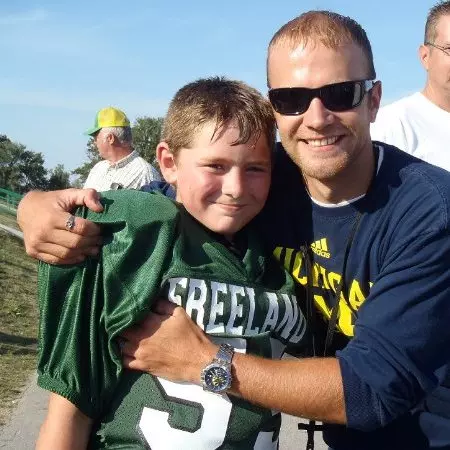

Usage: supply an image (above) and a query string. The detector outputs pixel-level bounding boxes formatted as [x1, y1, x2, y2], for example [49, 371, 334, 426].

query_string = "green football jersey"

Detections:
[37, 190, 306, 449]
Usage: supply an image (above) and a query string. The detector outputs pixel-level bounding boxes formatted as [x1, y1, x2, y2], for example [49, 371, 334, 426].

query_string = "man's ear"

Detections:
[419, 44, 430, 71]
[157, 142, 178, 184]
[369, 81, 382, 123]
[104, 132, 116, 146]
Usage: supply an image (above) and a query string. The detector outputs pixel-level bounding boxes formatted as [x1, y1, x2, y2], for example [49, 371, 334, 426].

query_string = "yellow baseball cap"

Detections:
[84, 107, 130, 136]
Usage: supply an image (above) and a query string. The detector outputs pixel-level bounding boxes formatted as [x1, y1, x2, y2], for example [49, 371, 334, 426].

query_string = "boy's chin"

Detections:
[206, 218, 247, 238]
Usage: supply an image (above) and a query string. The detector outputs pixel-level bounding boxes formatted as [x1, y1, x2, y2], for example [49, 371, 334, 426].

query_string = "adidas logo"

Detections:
[311, 238, 331, 259]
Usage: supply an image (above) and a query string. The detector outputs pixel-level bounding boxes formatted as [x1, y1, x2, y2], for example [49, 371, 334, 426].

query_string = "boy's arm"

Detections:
[36, 393, 93, 450]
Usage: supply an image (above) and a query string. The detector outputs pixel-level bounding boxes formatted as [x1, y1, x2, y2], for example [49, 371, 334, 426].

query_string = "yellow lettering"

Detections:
[273, 247, 283, 264]
[312, 263, 320, 287]
[292, 251, 307, 285]
[313, 294, 331, 318]
[348, 279, 366, 310]
[337, 296, 354, 337]
[316, 263, 330, 290]
[328, 272, 341, 293]
[285, 248, 294, 269]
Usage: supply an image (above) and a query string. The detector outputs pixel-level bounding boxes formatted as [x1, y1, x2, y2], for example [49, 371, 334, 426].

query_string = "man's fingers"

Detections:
[122, 355, 143, 371]
[152, 299, 178, 316]
[119, 339, 138, 358]
[53, 215, 102, 240]
[61, 215, 102, 237]
[33, 251, 86, 266]
[120, 313, 164, 343]
[58, 188, 104, 213]
[81, 189, 104, 213]
[28, 229, 101, 253]
[120, 322, 148, 342]
[26, 240, 99, 264]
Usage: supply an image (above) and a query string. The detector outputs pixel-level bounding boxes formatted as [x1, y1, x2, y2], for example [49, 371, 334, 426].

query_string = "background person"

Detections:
[371, 1, 450, 170]
[84, 106, 161, 190]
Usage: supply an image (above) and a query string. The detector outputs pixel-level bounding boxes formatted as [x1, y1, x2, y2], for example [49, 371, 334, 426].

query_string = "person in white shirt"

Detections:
[371, 1, 450, 171]
[84, 106, 161, 191]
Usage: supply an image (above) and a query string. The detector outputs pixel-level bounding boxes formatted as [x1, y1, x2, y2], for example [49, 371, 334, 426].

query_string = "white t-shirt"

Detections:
[370, 92, 450, 171]
[84, 150, 161, 191]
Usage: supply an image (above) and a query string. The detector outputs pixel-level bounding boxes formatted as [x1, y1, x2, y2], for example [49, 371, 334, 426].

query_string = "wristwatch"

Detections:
[200, 343, 234, 393]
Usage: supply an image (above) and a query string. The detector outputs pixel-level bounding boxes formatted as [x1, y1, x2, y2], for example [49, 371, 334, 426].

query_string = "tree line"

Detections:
[0, 117, 163, 194]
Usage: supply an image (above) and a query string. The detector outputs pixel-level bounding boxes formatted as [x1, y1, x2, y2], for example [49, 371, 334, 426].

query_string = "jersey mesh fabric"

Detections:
[37, 190, 307, 449]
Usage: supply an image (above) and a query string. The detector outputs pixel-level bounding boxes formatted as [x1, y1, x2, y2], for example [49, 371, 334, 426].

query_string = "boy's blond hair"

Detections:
[161, 77, 276, 155]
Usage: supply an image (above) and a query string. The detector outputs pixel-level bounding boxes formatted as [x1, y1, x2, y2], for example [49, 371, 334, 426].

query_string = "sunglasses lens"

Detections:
[322, 81, 362, 111]
[269, 81, 367, 115]
[269, 88, 310, 115]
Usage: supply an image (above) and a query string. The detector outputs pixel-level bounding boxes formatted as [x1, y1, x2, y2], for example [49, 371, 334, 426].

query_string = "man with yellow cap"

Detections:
[84, 106, 161, 191]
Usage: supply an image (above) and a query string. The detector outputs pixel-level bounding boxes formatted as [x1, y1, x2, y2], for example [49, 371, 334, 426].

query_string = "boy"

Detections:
[36, 77, 307, 449]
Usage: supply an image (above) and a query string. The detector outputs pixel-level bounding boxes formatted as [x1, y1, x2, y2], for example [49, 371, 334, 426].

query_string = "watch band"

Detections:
[215, 343, 234, 364]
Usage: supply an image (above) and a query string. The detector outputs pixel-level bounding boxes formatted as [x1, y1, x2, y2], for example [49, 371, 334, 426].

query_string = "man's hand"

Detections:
[17, 188, 104, 265]
[120, 301, 347, 423]
[121, 300, 217, 384]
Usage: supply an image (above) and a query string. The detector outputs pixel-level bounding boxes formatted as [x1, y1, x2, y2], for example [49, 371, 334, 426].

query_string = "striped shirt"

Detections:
[84, 150, 161, 191]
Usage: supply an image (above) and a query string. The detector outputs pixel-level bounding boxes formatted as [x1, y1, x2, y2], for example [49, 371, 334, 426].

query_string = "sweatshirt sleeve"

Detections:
[37, 191, 178, 418]
[337, 227, 450, 431]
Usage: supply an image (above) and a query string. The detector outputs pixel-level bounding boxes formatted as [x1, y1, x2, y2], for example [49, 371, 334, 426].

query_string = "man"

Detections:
[17, 11, 450, 450]
[371, 1, 450, 170]
[83, 106, 161, 190]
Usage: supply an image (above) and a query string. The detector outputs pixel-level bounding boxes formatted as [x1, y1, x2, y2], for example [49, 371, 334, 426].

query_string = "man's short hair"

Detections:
[267, 10, 376, 84]
[101, 126, 133, 145]
[425, 1, 450, 43]
[161, 76, 276, 156]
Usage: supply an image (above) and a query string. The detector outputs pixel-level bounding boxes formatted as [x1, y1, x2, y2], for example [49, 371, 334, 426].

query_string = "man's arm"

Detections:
[122, 226, 450, 431]
[17, 188, 103, 264]
[36, 393, 93, 450]
[121, 300, 346, 424]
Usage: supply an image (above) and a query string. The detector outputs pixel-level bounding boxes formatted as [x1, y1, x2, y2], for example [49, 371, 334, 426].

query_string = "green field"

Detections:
[0, 229, 38, 425]
[0, 206, 20, 231]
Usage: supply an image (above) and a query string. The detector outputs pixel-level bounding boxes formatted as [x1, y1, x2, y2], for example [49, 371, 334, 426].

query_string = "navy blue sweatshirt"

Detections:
[259, 143, 450, 450]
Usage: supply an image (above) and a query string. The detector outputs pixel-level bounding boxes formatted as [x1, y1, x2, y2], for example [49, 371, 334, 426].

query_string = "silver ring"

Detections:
[65, 214, 76, 232]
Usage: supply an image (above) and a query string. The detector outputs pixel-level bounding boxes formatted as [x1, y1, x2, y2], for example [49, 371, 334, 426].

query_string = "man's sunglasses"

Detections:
[268, 80, 376, 116]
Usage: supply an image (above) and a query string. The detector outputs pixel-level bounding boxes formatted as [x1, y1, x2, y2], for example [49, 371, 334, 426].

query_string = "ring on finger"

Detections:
[65, 214, 76, 232]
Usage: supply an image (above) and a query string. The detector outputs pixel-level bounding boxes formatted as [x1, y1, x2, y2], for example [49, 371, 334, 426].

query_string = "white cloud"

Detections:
[0, 8, 49, 25]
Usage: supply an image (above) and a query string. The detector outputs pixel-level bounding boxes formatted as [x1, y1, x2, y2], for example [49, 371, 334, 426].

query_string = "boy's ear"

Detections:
[156, 142, 178, 185]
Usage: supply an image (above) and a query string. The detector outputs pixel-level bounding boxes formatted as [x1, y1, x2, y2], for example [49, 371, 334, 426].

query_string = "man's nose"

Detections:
[302, 97, 335, 130]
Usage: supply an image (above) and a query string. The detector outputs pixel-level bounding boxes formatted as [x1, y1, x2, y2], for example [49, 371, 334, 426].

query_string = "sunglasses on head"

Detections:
[268, 80, 375, 116]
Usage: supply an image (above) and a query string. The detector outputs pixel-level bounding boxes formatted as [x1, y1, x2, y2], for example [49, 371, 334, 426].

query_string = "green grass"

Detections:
[0, 229, 38, 426]
[0, 205, 20, 231]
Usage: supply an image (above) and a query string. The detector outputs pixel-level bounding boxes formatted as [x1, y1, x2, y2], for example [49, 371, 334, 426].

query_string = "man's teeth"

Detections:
[307, 136, 339, 147]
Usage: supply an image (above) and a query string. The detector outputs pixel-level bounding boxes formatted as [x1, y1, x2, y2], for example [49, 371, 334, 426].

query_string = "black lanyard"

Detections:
[323, 211, 363, 356]
[298, 212, 363, 450]
[297, 145, 380, 450]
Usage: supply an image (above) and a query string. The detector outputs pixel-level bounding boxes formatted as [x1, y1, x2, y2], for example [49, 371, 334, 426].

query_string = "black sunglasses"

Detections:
[268, 80, 375, 116]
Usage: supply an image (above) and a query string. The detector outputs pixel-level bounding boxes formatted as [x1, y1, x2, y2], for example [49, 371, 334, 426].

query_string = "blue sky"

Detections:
[0, 1, 436, 172]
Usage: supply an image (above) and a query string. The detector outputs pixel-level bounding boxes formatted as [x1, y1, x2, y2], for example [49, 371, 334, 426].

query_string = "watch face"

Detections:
[202, 365, 231, 393]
